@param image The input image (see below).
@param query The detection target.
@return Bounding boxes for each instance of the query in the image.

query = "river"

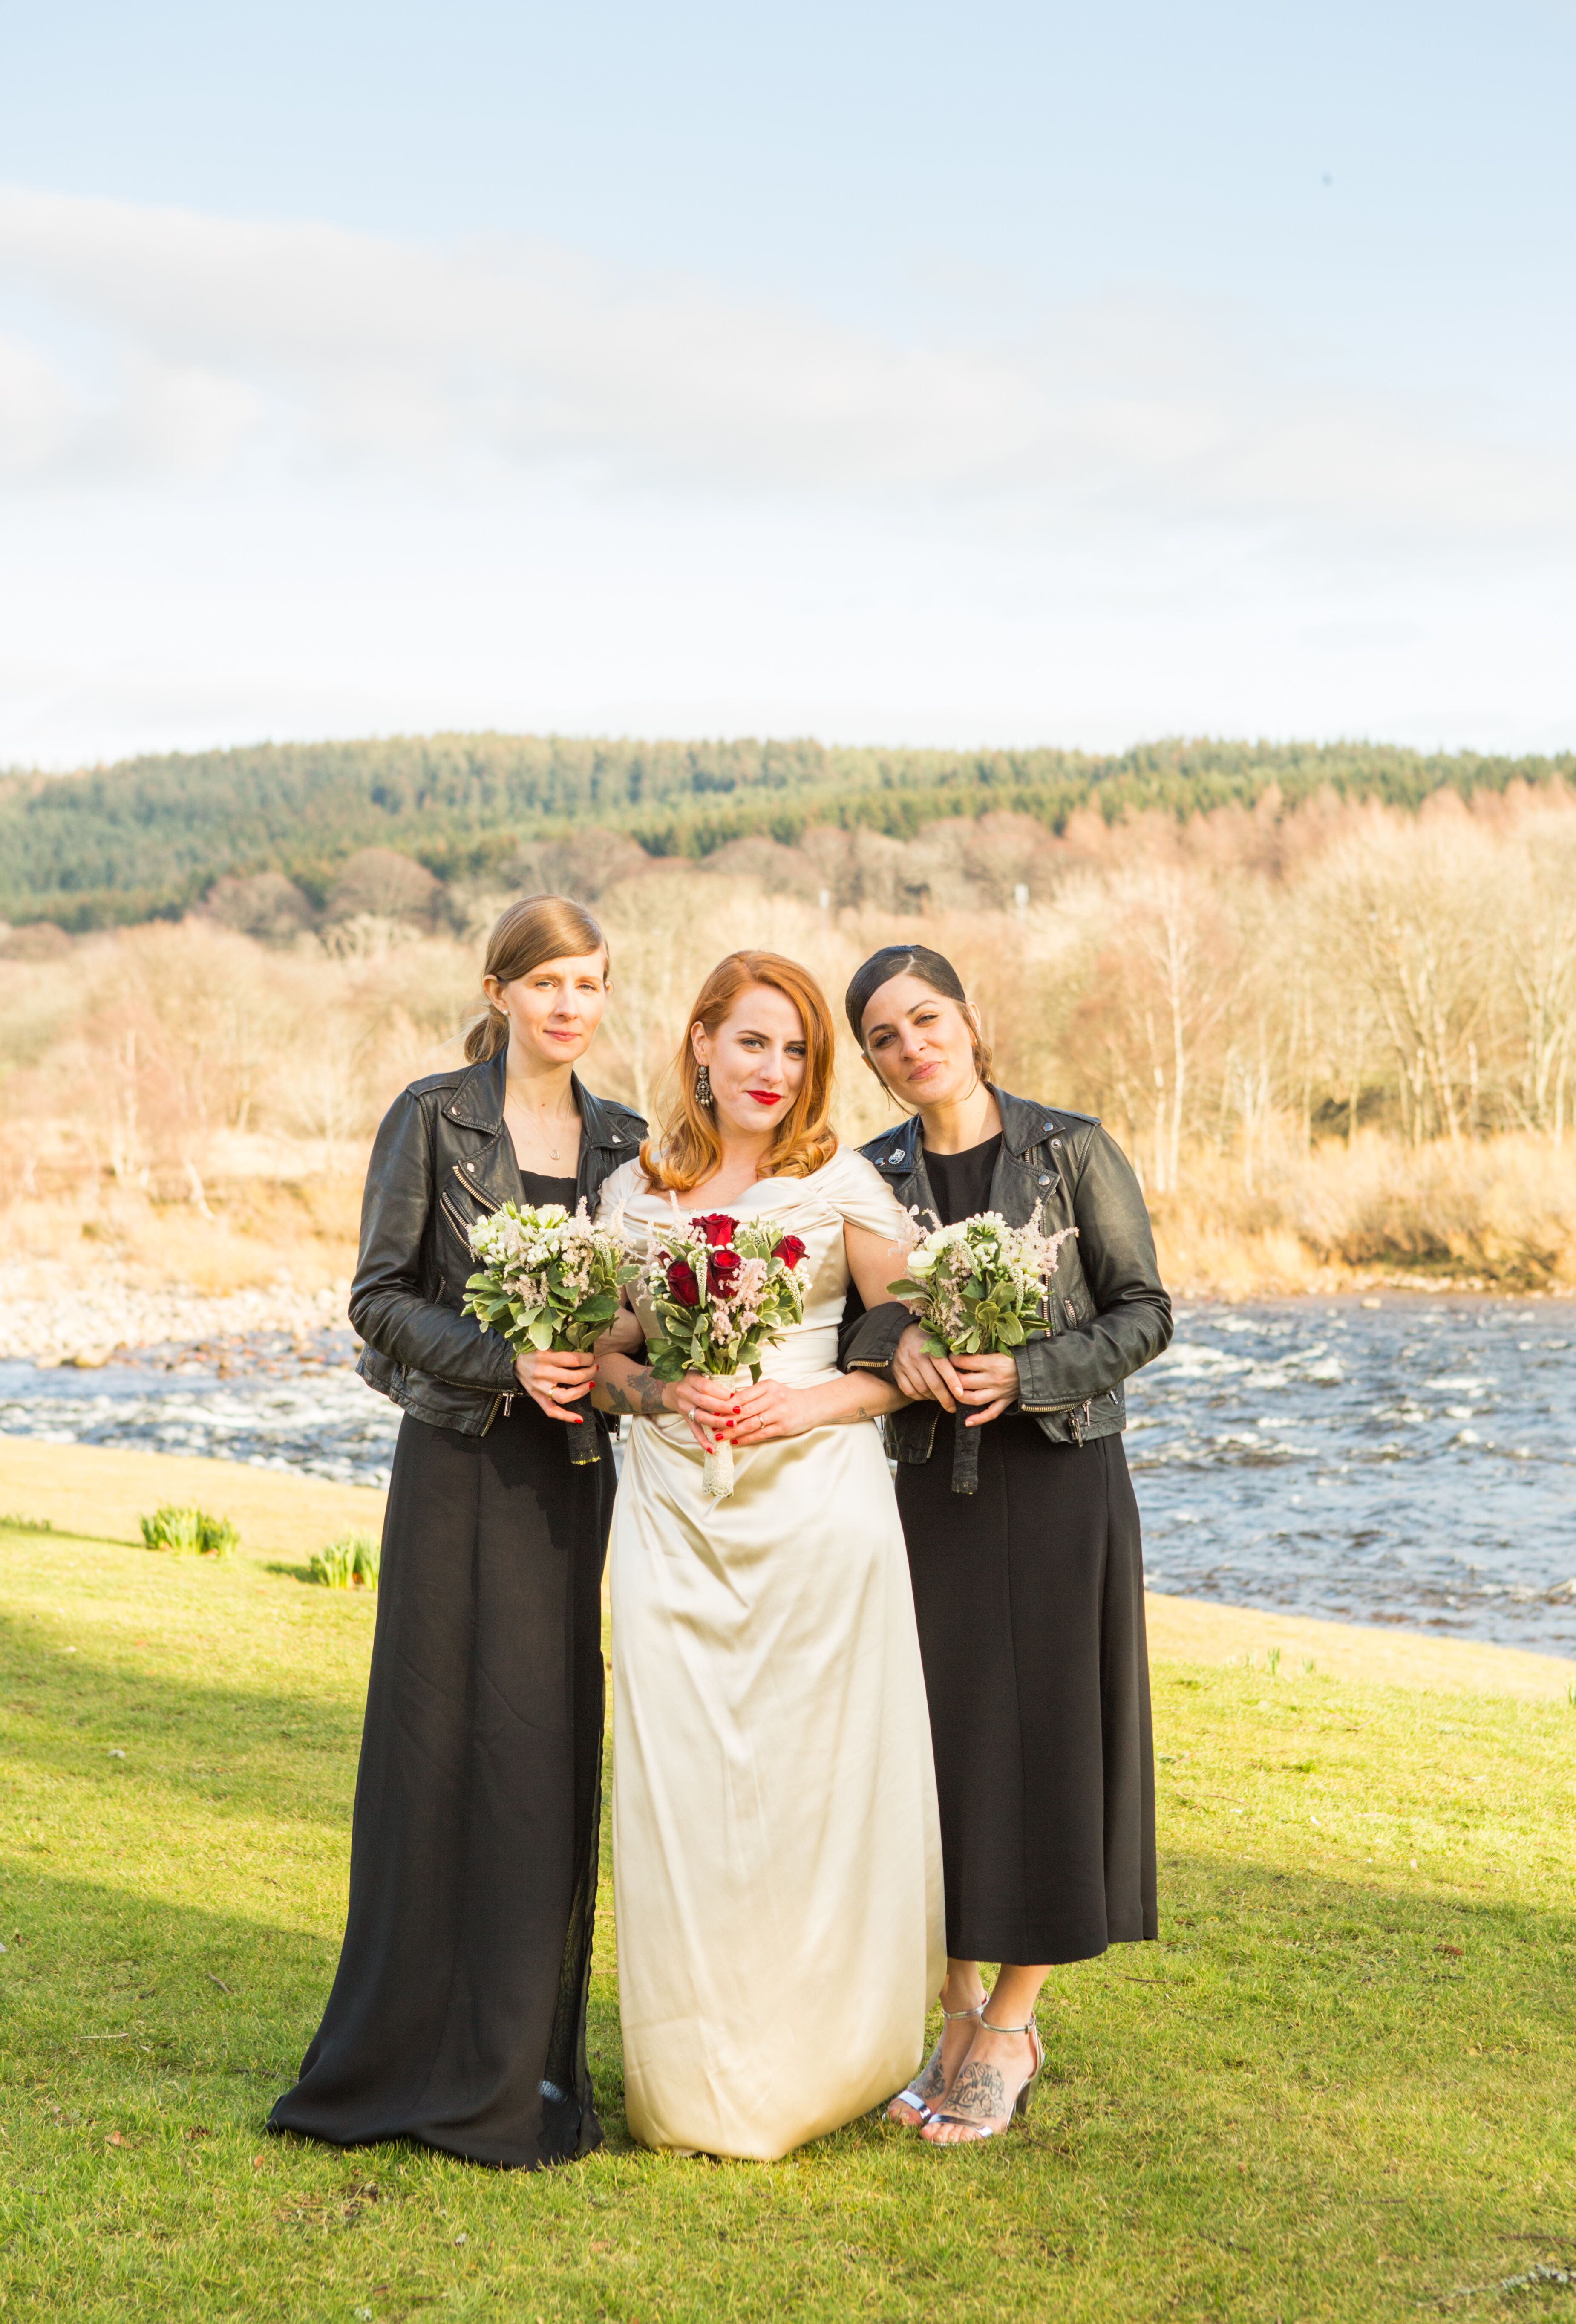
[2,1295,1571,1656]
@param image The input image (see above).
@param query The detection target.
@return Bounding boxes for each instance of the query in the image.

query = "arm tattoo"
[603,1365,668,1417]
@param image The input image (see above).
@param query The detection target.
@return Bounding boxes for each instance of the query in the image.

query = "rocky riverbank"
[0,1267,353,1366]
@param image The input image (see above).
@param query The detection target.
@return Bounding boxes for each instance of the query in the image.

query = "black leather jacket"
[350,1051,646,1438]
[841,1086,1172,1459]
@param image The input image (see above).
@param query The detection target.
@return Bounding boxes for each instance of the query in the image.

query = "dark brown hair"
[640,951,839,1192]
[844,944,995,1091]
[463,895,609,1063]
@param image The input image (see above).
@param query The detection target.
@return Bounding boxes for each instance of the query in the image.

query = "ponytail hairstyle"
[843,943,994,1102]
[640,950,839,1192]
[464,894,609,1063]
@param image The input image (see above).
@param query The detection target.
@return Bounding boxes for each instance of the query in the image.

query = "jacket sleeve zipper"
[1027,1394,1094,1442]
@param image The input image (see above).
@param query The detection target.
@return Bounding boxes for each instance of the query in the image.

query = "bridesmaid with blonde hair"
[594,950,944,2161]
[271,895,644,2170]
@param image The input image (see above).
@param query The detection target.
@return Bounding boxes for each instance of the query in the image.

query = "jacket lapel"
[871,1115,937,1231]
[574,1079,636,1209]
[440,1053,520,1209]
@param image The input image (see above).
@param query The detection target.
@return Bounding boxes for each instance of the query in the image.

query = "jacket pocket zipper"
[449,1165,501,1213]
[438,1191,481,1252]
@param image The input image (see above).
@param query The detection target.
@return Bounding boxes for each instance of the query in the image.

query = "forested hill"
[2,730,1571,930]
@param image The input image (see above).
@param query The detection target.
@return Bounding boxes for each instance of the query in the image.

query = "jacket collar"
[441,1054,638,1152]
[994,1086,1059,1157]
[577,1081,640,1153]
[869,1114,922,1174]
[872,1086,1050,1174]
[441,1049,508,1133]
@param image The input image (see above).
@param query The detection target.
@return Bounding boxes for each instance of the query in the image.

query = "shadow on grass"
[2,1848,1571,2152]
[0,1610,363,1827]
[263,1562,378,1597]
[0,1862,628,2141]
[0,1516,139,1549]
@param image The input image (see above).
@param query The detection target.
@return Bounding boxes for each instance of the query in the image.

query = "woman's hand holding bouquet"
[464,1202,632,1459]
[887,1210,1077,1494]
[637,1210,811,1501]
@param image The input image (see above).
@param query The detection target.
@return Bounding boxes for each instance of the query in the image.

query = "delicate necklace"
[510,1093,576,1164]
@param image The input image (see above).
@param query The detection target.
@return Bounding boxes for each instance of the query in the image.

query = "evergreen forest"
[3,730,1573,930]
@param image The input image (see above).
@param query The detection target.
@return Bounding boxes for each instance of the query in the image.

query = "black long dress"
[269,1170,610,2168]
[899,1135,1157,1968]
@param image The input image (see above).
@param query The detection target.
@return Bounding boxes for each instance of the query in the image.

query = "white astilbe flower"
[463,1200,631,1355]
[889,1208,1079,1357]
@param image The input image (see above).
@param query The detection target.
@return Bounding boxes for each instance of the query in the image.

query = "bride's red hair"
[639,952,840,1193]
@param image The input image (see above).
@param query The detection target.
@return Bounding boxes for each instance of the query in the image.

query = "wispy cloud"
[0,182,1570,554]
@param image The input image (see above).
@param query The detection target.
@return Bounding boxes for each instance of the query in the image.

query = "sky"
[1,0,1573,768]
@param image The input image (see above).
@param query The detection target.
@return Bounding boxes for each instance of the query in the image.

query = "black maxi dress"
[269,1169,610,2169]
[900,1136,1157,1969]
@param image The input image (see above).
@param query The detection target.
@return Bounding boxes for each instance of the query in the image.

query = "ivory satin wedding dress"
[599,1146,945,2160]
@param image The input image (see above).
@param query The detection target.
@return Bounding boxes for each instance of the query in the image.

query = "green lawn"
[1,1516,1573,2323]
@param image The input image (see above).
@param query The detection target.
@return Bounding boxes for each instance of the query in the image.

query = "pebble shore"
[0,1270,353,1366]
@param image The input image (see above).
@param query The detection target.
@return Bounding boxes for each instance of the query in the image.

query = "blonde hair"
[463,895,609,1064]
[640,952,839,1192]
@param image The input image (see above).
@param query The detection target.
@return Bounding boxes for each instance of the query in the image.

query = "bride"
[594,950,944,2160]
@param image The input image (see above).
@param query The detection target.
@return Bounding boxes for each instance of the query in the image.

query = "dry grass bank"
[2,818,1574,1339]
[1150,1130,1576,1295]
[3,1126,1574,1358]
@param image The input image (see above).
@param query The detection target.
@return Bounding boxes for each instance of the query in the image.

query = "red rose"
[707,1247,743,1296]
[690,1212,736,1247]
[772,1234,807,1269]
[666,1258,700,1307]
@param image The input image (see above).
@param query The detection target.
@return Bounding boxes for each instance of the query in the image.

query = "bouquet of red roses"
[637,1209,812,1500]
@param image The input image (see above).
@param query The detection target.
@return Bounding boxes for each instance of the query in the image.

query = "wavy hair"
[640,951,839,1192]
[463,895,609,1063]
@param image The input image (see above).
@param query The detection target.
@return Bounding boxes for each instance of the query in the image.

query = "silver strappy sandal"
[921,2011,1044,2143]
[887,1997,985,2127]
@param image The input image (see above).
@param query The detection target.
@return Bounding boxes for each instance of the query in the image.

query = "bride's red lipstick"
[745,1089,784,1107]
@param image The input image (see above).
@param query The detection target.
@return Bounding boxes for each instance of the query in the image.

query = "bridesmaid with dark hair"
[841,943,1172,2146]
[269,895,645,2170]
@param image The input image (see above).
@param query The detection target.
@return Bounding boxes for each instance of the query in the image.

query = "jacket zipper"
[450,1165,501,1212]
[1038,1395,1094,1443]
[453,1171,507,1429]
[438,1191,480,1247]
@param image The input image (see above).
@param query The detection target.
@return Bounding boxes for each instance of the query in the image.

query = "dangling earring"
[695,1062,713,1106]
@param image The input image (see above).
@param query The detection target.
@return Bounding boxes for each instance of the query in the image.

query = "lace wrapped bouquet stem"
[636,1209,811,1502]
[463,1201,631,1463]
[888,1209,1078,1494]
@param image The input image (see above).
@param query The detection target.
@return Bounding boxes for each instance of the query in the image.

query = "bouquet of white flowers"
[888,1210,1078,1493]
[636,1209,812,1501]
[464,1201,630,1464]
